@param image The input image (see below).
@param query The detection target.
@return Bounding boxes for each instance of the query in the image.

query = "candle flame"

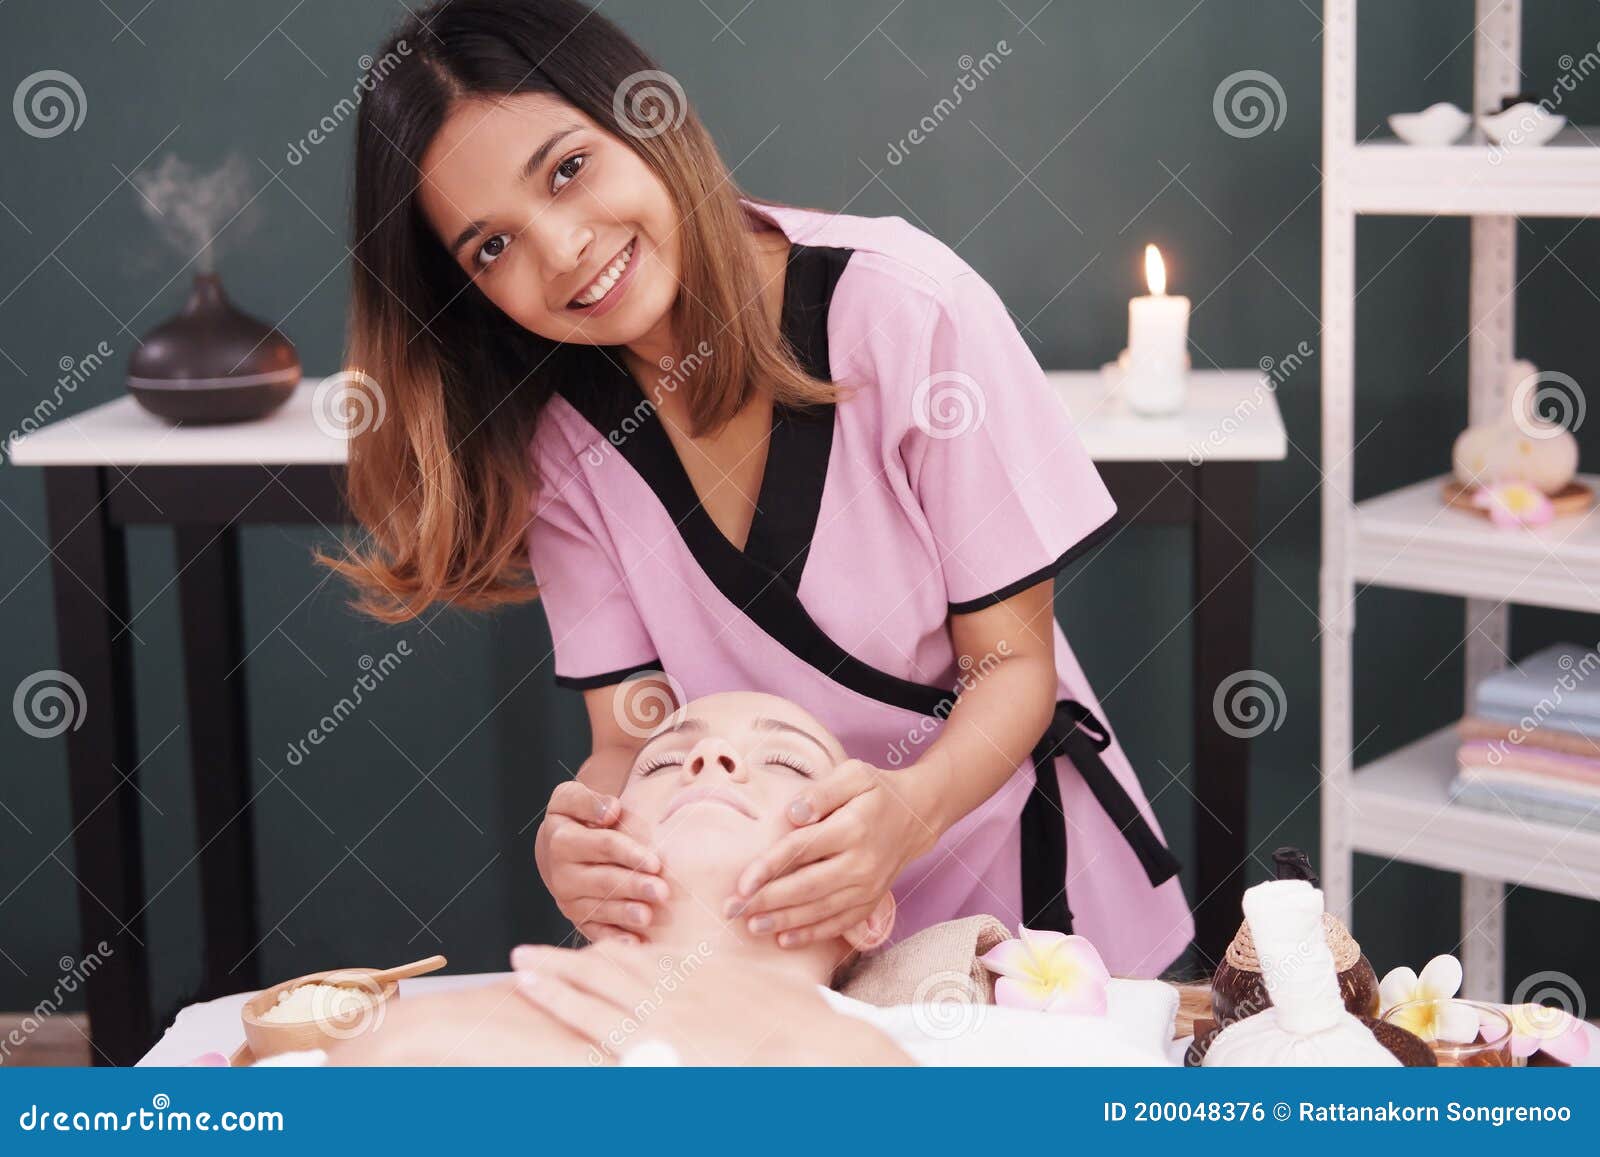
[1144,244,1167,296]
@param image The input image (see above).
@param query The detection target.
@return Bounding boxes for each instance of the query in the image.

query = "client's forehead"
[642,693,843,762]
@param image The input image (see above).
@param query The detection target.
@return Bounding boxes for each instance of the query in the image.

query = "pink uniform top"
[526,197,1194,976]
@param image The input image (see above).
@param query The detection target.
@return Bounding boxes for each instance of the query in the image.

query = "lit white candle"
[1123,244,1190,415]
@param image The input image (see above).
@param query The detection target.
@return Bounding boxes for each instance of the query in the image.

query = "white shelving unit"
[1322,0,1600,1001]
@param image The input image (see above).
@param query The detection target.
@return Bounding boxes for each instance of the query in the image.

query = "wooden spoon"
[324,954,448,989]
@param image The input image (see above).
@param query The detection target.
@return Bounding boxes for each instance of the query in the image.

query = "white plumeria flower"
[1379,954,1478,1044]
[1379,953,1462,1012]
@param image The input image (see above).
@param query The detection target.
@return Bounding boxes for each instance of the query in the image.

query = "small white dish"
[1481,102,1565,148]
[1387,102,1471,146]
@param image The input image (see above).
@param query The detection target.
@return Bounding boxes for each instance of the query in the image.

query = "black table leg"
[41,466,152,1065]
[174,525,260,995]
[1191,462,1257,969]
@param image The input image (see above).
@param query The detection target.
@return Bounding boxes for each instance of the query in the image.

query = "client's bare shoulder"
[327,980,596,1066]
[325,958,910,1066]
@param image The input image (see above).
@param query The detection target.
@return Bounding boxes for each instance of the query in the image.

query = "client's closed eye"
[764,752,814,778]
[636,752,684,776]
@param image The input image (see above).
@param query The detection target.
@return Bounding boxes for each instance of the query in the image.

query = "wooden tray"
[1441,478,1593,517]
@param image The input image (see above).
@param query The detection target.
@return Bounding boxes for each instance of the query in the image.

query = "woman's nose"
[682,737,746,782]
[522,211,594,282]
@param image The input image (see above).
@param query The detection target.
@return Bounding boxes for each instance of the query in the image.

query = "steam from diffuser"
[133,153,259,273]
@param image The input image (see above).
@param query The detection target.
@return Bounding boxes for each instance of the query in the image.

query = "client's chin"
[643,806,778,918]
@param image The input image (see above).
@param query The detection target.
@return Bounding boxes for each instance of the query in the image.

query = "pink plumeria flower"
[1473,481,1554,528]
[978,925,1109,1015]
[1501,1004,1592,1065]
[188,1051,230,1066]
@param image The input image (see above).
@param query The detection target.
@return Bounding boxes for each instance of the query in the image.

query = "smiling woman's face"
[618,692,844,879]
[416,92,681,346]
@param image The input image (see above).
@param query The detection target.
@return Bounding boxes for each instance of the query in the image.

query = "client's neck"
[645,865,846,988]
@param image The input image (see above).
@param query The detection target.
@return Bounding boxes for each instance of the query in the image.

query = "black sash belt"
[1020,699,1184,933]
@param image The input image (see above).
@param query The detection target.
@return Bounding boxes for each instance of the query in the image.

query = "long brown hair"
[326,0,837,621]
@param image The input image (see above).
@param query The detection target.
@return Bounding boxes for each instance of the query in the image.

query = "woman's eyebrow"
[639,715,705,750]
[751,717,834,762]
[446,123,584,257]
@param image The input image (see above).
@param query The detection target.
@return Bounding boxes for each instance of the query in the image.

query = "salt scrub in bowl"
[259,982,381,1025]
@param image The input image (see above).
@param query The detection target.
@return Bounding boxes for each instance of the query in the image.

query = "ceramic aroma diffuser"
[126,272,299,424]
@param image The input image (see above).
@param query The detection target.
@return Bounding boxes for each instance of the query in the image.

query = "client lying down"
[316,692,1175,1066]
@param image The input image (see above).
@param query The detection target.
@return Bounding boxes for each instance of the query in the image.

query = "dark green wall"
[1,1,1596,1024]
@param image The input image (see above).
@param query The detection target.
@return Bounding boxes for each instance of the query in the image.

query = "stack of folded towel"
[1452,643,1600,833]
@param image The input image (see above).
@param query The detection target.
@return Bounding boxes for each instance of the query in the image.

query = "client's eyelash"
[765,752,814,778]
[636,752,683,776]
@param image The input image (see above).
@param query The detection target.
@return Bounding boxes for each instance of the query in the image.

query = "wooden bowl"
[241,967,399,1059]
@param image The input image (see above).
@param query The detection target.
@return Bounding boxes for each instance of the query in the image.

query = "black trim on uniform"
[741,241,844,589]
[1021,699,1185,934]
[557,243,949,719]
[947,510,1123,615]
[553,658,665,692]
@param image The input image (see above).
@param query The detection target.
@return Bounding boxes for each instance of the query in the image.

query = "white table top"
[137,971,506,1066]
[6,370,1286,468]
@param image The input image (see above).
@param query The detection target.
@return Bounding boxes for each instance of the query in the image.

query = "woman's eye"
[636,753,683,777]
[474,232,510,272]
[552,153,586,192]
[765,753,814,779]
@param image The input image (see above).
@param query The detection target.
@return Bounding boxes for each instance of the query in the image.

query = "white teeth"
[573,239,635,307]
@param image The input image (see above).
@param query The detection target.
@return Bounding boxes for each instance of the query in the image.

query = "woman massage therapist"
[335,0,1193,976]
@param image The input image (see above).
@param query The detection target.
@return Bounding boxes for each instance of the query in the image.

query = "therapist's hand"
[535,781,669,945]
[725,760,928,948]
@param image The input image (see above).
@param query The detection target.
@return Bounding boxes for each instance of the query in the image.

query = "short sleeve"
[527,447,659,691]
[901,271,1118,613]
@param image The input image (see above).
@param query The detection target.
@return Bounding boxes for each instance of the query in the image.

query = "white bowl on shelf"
[1481,102,1566,148]
[1387,102,1471,146]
